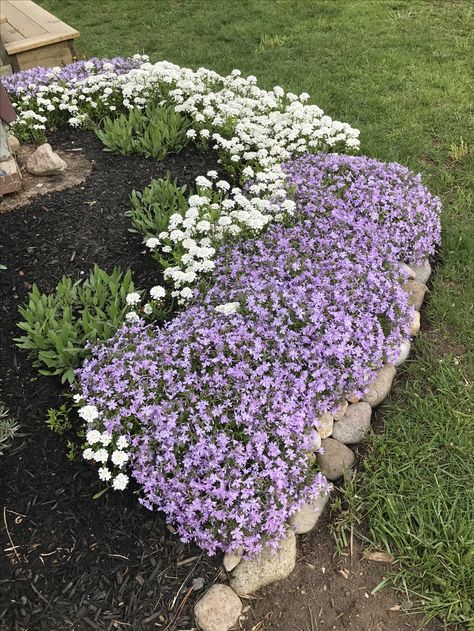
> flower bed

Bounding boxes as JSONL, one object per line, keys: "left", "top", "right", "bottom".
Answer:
{"left": 5, "top": 57, "right": 441, "bottom": 562}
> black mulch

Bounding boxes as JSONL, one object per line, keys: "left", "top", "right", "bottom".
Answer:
{"left": 0, "top": 131, "right": 224, "bottom": 631}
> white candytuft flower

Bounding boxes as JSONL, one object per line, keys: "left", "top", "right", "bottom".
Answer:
{"left": 126, "top": 292, "right": 141, "bottom": 306}
{"left": 215, "top": 302, "right": 240, "bottom": 315}
{"left": 112, "top": 473, "right": 129, "bottom": 491}
{"left": 79, "top": 405, "right": 99, "bottom": 423}
{"left": 150, "top": 285, "right": 166, "bottom": 300}
{"left": 98, "top": 467, "right": 112, "bottom": 481}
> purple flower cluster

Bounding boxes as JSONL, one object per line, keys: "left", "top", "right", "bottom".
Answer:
{"left": 2, "top": 56, "right": 144, "bottom": 96}
{"left": 282, "top": 153, "right": 441, "bottom": 265}
{"left": 78, "top": 314, "right": 330, "bottom": 556}
{"left": 77, "top": 154, "right": 439, "bottom": 555}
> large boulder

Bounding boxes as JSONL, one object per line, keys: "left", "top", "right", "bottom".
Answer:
{"left": 194, "top": 584, "right": 242, "bottom": 631}
{"left": 26, "top": 143, "right": 67, "bottom": 176}
{"left": 230, "top": 529, "right": 296, "bottom": 595}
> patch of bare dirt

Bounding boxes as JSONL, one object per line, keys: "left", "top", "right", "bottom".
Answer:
{"left": 240, "top": 511, "right": 443, "bottom": 631}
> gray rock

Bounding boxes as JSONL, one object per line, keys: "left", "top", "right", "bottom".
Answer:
{"left": 309, "top": 429, "right": 322, "bottom": 451}
{"left": 333, "top": 400, "right": 349, "bottom": 421}
{"left": 223, "top": 548, "right": 243, "bottom": 572}
{"left": 410, "top": 310, "right": 421, "bottom": 336}
{"left": 26, "top": 143, "right": 67, "bottom": 176}
{"left": 399, "top": 262, "right": 416, "bottom": 279}
{"left": 7, "top": 134, "right": 20, "bottom": 155}
{"left": 316, "top": 412, "right": 334, "bottom": 439}
{"left": 346, "top": 391, "right": 361, "bottom": 403}
{"left": 411, "top": 260, "right": 432, "bottom": 284}
{"left": 317, "top": 438, "right": 355, "bottom": 480}
{"left": 363, "top": 364, "right": 396, "bottom": 407}
{"left": 393, "top": 340, "right": 411, "bottom": 367}
{"left": 404, "top": 279, "right": 428, "bottom": 311}
{"left": 331, "top": 402, "right": 372, "bottom": 444}
{"left": 230, "top": 530, "right": 296, "bottom": 595}
{"left": 194, "top": 584, "right": 242, "bottom": 631}
{"left": 289, "top": 491, "right": 330, "bottom": 534}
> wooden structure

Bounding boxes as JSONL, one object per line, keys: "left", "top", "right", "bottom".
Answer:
{"left": 0, "top": 1, "right": 79, "bottom": 73}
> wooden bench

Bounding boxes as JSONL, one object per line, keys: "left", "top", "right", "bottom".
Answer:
{"left": 0, "top": 1, "right": 79, "bottom": 73}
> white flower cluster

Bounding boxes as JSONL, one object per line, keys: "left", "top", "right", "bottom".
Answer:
{"left": 124, "top": 286, "right": 166, "bottom": 320}
{"left": 79, "top": 403, "right": 130, "bottom": 491}
{"left": 12, "top": 59, "right": 359, "bottom": 300}
{"left": 146, "top": 167, "right": 295, "bottom": 301}
{"left": 215, "top": 301, "right": 240, "bottom": 315}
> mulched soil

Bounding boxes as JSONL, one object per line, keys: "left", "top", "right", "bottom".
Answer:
{"left": 0, "top": 130, "right": 224, "bottom": 631}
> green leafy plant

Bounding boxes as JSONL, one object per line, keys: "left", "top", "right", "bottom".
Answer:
{"left": 46, "top": 404, "right": 72, "bottom": 434}
{"left": 96, "top": 103, "right": 190, "bottom": 159}
{"left": 0, "top": 404, "right": 20, "bottom": 456}
{"left": 127, "top": 174, "right": 188, "bottom": 239}
{"left": 15, "top": 265, "right": 138, "bottom": 384}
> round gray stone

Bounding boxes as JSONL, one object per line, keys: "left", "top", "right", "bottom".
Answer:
{"left": 404, "top": 279, "right": 428, "bottom": 311}
{"left": 331, "top": 402, "right": 372, "bottom": 444}
{"left": 317, "top": 438, "right": 355, "bottom": 480}
{"left": 363, "top": 364, "right": 396, "bottom": 408}
{"left": 194, "top": 584, "right": 242, "bottom": 631}
{"left": 411, "top": 260, "right": 432, "bottom": 284}
{"left": 230, "top": 530, "right": 296, "bottom": 595}
{"left": 289, "top": 491, "right": 330, "bottom": 534}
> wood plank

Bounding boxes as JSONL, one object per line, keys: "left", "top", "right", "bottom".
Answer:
{"left": 1, "top": 1, "right": 47, "bottom": 39}
{"left": 0, "top": 21, "right": 25, "bottom": 46}
{"left": 15, "top": 41, "right": 74, "bottom": 71}
{"left": 7, "top": 0, "right": 78, "bottom": 37}
{"left": 4, "top": 31, "right": 79, "bottom": 55}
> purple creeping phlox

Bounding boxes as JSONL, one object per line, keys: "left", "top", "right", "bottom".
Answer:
{"left": 2, "top": 56, "right": 145, "bottom": 97}
{"left": 77, "top": 153, "right": 440, "bottom": 556}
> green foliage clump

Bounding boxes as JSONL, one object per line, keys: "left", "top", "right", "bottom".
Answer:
{"left": 96, "top": 103, "right": 190, "bottom": 159}
{"left": 127, "top": 174, "right": 187, "bottom": 240}
{"left": 0, "top": 404, "right": 19, "bottom": 456}
{"left": 15, "top": 265, "right": 138, "bottom": 384}
{"left": 46, "top": 404, "right": 72, "bottom": 435}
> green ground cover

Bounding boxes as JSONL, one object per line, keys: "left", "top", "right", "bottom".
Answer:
{"left": 38, "top": 0, "right": 474, "bottom": 626}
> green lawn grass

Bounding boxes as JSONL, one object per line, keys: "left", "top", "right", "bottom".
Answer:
{"left": 39, "top": 0, "right": 474, "bottom": 626}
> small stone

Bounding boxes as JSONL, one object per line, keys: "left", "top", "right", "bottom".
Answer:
{"left": 346, "top": 392, "right": 361, "bottom": 404}
{"left": 333, "top": 400, "right": 349, "bottom": 421}
{"left": 194, "top": 584, "right": 242, "bottom": 631}
{"left": 289, "top": 491, "right": 330, "bottom": 534}
{"left": 331, "top": 402, "right": 372, "bottom": 444}
{"left": 363, "top": 364, "right": 396, "bottom": 408}
{"left": 26, "top": 143, "right": 67, "bottom": 176}
{"left": 317, "top": 438, "right": 355, "bottom": 481}
{"left": 410, "top": 311, "right": 421, "bottom": 336}
{"left": 399, "top": 262, "right": 416, "bottom": 279}
{"left": 223, "top": 548, "right": 243, "bottom": 572}
{"left": 230, "top": 530, "right": 296, "bottom": 595}
{"left": 316, "top": 412, "right": 334, "bottom": 439}
{"left": 193, "top": 577, "right": 205, "bottom": 591}
{"left": 411, "top": 260, "right": 432, "bottom": 284}
{"left": 393, "top": 340, "right": 411, "bottom": 367}
{"left": 7, "top": 134, "right": 20, "bottom": 155}
{"left": 404, "top": 279, "right": 428, "bottom": 311}
{"left": 309, "top": 429, "right": 322, "bottom": 451}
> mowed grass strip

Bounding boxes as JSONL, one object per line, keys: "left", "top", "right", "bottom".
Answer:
{"left": 38, "top": 0, "right": 474, "bottom": 625}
